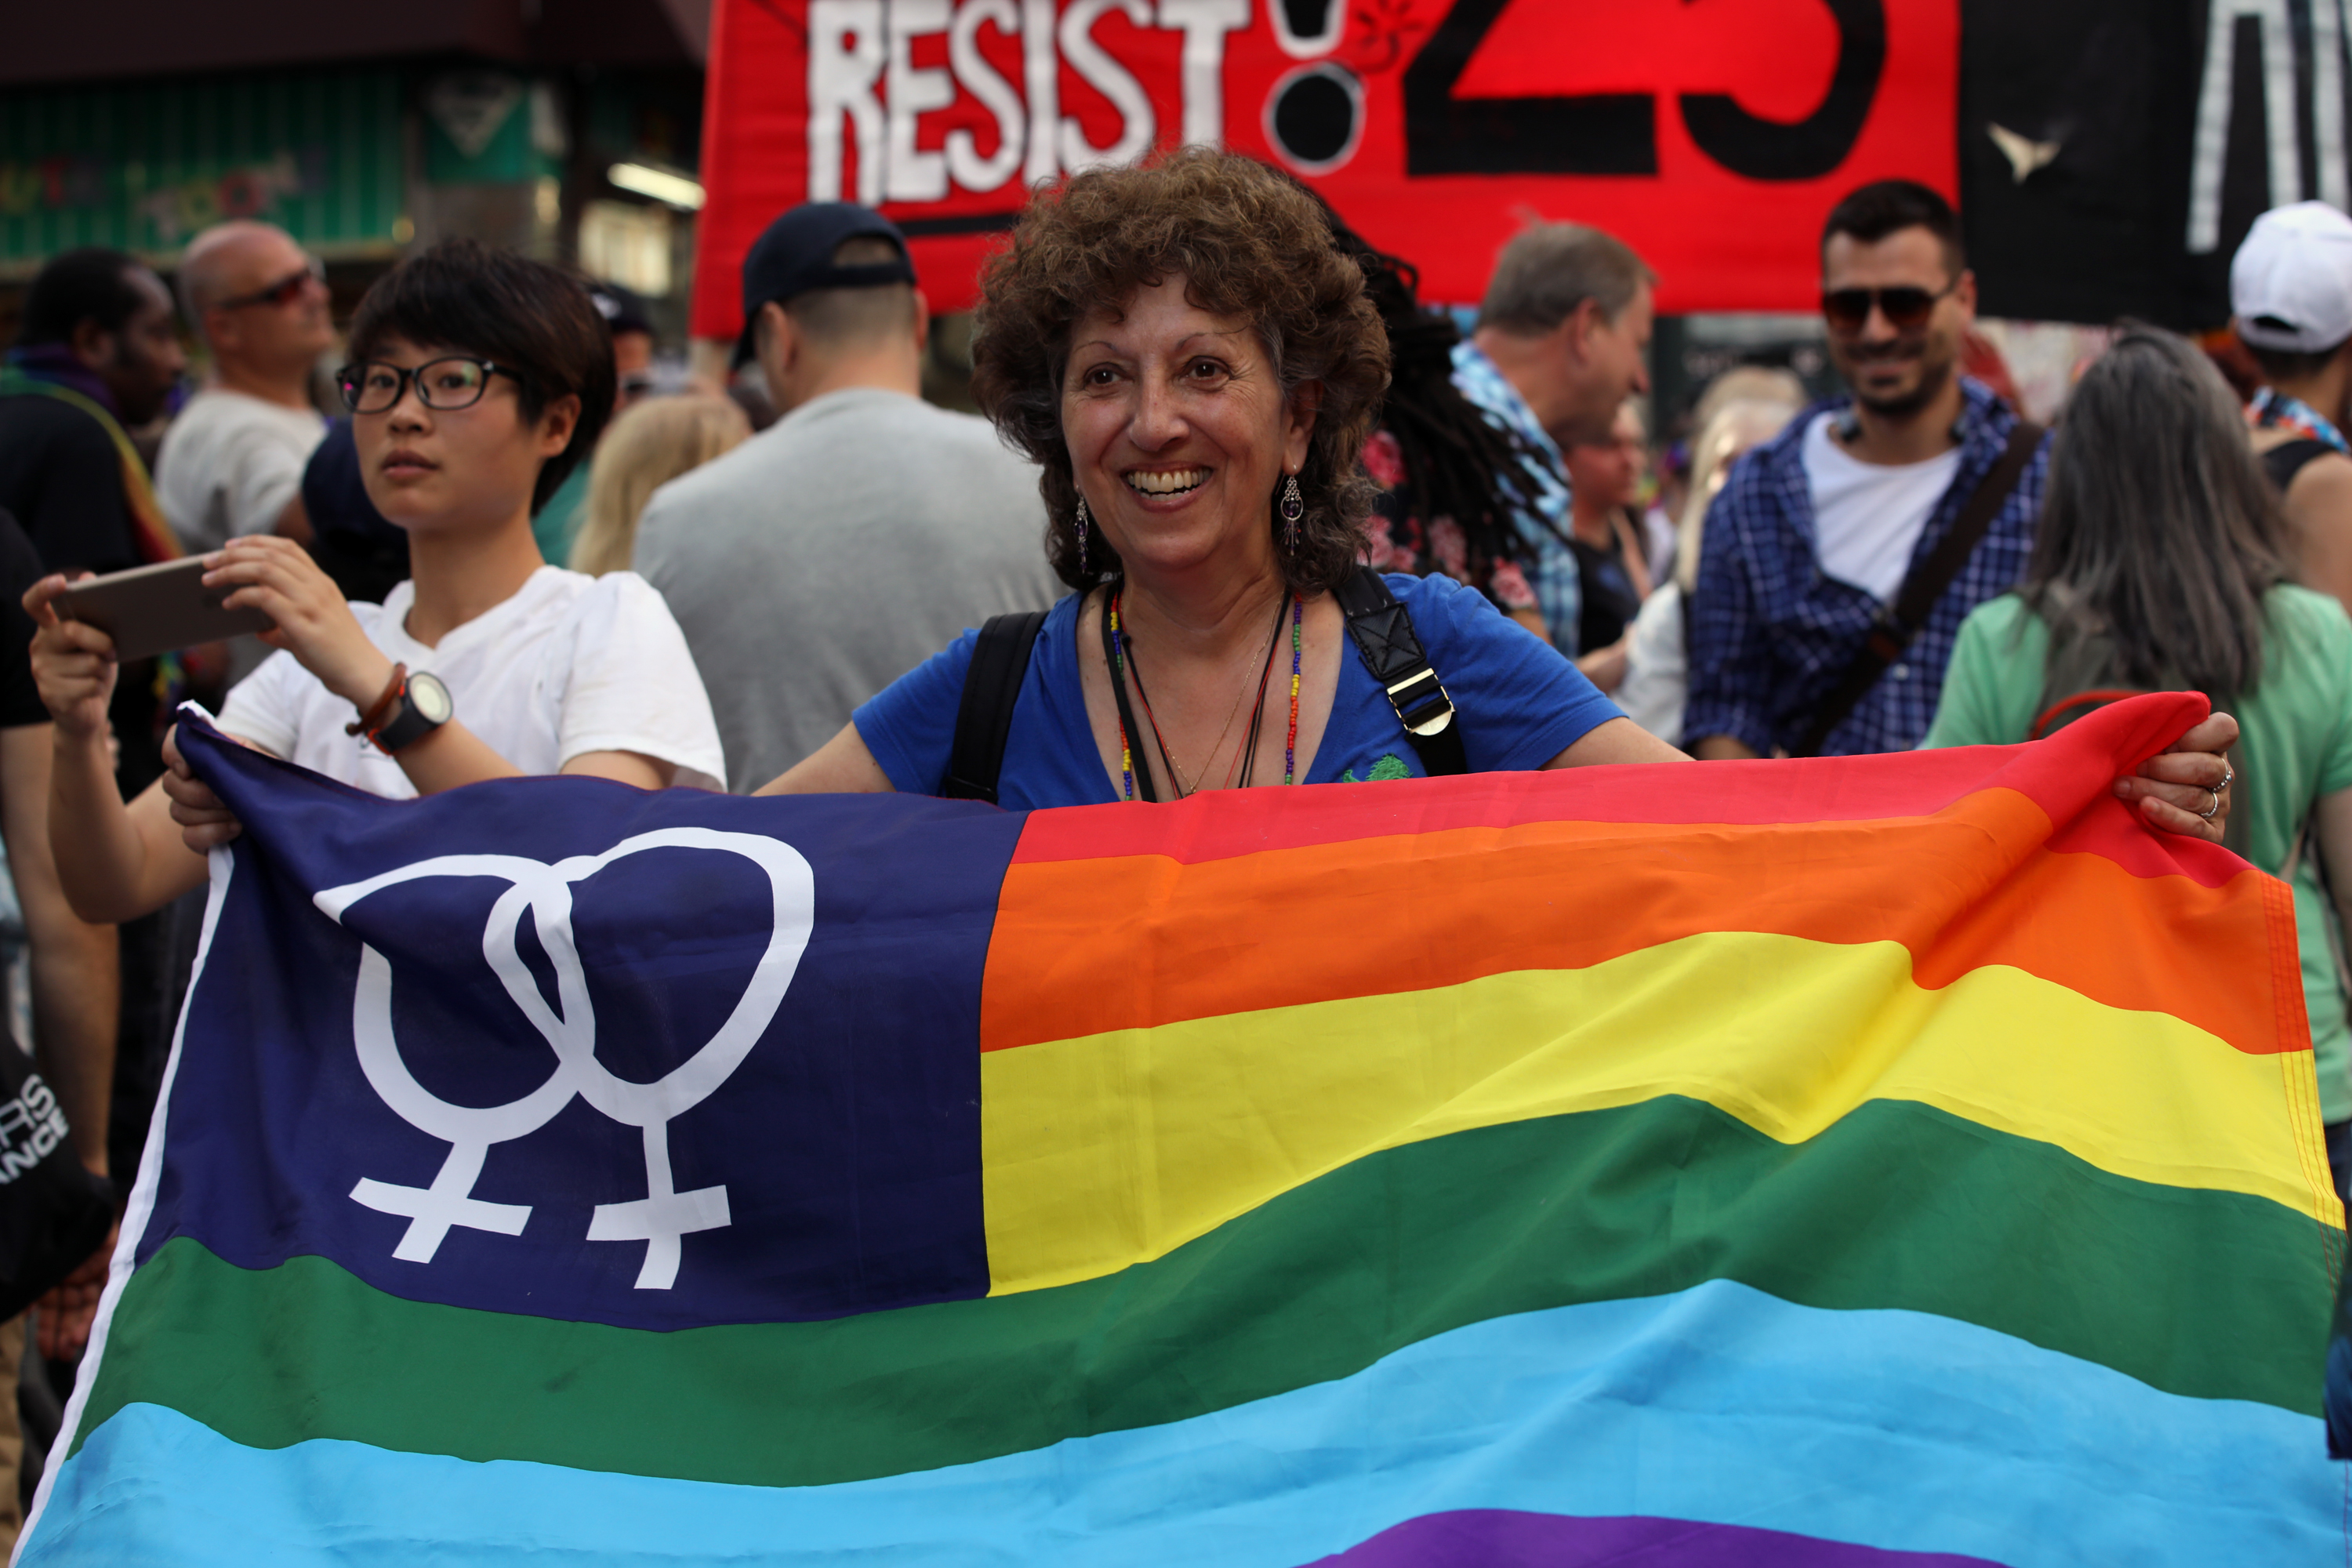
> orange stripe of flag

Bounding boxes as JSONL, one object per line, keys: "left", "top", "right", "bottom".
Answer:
{"left": 982, "top": 786, "right": 2278, "bottom": 1055}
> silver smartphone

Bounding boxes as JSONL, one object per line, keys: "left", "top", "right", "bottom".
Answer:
{"left": 53, "top": 557, "right": 275, "bottom": 661}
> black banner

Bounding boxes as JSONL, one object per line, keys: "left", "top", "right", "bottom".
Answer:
{"left": 1965, "top": 0, "right": 2346, "bottom": 327}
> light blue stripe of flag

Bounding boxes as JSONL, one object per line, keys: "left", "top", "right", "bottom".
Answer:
{"left": 23, "top": 1280, "right": 2339, "bottom": 1566}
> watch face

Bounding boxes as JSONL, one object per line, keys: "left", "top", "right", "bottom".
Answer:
{"left": 410, "top": 672, "right": 454, "bottom": 724}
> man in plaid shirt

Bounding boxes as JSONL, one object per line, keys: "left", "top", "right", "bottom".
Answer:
{"left": 1454, "top": 223, "right": 1657, "bottom": 655}
{"left": 1685, "top": 182, "right": 2050, "bottom": 759}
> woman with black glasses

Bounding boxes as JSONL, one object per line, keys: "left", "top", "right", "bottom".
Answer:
{"left": 27, "top": 239, "right": 724, "bottom": 925}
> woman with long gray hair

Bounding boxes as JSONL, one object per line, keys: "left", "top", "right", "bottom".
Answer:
{"left": 1925, "top": 325, "right": 2352, "bottom": 1194}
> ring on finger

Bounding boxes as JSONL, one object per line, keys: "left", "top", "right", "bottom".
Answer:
{"left": 2198, "top": 786, "right": 2222, "bottom": 820}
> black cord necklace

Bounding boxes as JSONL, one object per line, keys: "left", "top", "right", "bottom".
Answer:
{"left": 1129, "top": 593, "right": 1287, "bottom": 796}
{"left": 1102, "top": 583, "right": 1159, "bottom": 802}
{"left": 1230, "top": 595, "right": 1287, "bottom": 789}
{"left": 1102, "top": 583, "right": 1289, "bottom": 800}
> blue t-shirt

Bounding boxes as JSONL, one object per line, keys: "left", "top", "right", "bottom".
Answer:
{"left": 854, "top": 572, "right": 1621, "bottom": 809}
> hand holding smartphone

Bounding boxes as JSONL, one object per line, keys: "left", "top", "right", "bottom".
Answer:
{"left": 53, "top": 557, "right": 275, "bottom": 661}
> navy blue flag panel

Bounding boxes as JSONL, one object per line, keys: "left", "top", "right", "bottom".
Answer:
{"left": 147, "top": 718, "right": 1022, "bottom": 1332}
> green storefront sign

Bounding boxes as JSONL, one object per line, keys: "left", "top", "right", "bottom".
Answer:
{"left": 0, "top": 67, "right": 405, "bottom": 273}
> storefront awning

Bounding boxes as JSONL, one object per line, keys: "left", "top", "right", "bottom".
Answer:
{"left": 4, "top": 0, "right": 710, "bottom": 87}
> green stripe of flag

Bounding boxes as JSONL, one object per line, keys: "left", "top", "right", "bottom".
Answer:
{"left": 85, "top": 1097, "right": 2331, "bottom": 1487}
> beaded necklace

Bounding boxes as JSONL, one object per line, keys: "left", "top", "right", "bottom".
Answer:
{"left": 1105, "top": 590, "right": 1140, "bottom": 800}
{"left": 1105, "top": 584, "right": 1304, "bottom": 800}
{"left": 1283, "top": 593, "right": 1302, "bottom": 785}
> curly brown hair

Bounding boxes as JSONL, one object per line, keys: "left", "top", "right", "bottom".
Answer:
{"left": 971, "top": 146, "right": 1390, "bottom": 596}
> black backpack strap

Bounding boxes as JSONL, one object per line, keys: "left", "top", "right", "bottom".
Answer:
{"left": 1332, "top": 565, "right": 1468, "bottom": 776}
{"left": 2263, "top": 437, "right": 2338, "bottom": 494}
{"left": 1793, "top": 418, "right": 2043, "bottom": 758}
{"left": 942, "top": 610, "right": 1048, "bottom": 803}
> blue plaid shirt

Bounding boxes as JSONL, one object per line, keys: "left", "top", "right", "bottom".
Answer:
{"left": 1684, "top": 378, "right": 2049, "bottom": 757}
{"left": 1450, "top": 341, "right": 1580, "bottom": 652}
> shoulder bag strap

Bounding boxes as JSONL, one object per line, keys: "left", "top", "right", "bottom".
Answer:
{"left": 1333, "top": 565, "right": 1468, "bottom": 776}
{"left": 2027, "top": 687, "right": 2151, "bottom": 742}
{"left": 1793, "top": 419, "right": 2044, "bottom": 758}
{"left": 942, "top": 609, "right": 1049, "bottom": 803}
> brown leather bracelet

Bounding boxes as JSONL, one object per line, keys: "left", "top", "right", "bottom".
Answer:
{"left": 344, "top": 662, "right": 408, "bottom": 739}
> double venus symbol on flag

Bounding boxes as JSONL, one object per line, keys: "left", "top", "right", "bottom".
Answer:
{"left": 313, "top": 829, "right": 815, "bottom": 1290}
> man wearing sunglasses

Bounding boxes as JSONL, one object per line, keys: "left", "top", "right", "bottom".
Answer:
{"left": 154, "top": 223, "right": 332, "bottom": 600}
{"left": 1685, "top": 181, "right": 2048, "bottom": 760}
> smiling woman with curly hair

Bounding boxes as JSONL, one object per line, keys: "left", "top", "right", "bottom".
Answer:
{"left": 973, "top": 148, "right": 1389, "bottom": 597}
{"left": 757, "top": 151, "right": 1688, "bottom": 804}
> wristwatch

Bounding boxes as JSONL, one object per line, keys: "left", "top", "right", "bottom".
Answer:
{"left": 347, "top": 664, "right": 454, "bottom": 755}
{"left": 375, "top": 670, "right": 453, "bottom": 753}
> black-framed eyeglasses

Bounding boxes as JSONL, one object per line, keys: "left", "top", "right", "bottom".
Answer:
{"left": 336, "top": 357, "right": 521, "bottom": 415}
{"left": 215, "top": 256, "right": 325, "bottom": 311}
{"left": 1820, "top": 281, "right": 1958, "bottom": 335}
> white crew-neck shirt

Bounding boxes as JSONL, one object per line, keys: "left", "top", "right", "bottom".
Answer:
{"left": 1799, "top": 412, "right": 1965, "bottom": 604}
{"left": 218, "top": 566, "right": 725, "bottom": 797}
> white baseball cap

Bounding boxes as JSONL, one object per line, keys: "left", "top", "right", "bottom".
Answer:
{"left": 2233, "top": 201, "right": 2352, "bottom": 353}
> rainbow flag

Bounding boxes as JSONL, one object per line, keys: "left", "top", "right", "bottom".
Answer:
{"left": 20, "top": 694, "right": 2344, "bottom": 1565}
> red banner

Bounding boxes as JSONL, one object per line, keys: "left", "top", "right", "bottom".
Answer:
{"left": 691, "top": 0, "right": 1958, "bottom": 337}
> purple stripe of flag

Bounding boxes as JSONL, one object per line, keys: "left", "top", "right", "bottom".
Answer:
{"left": 1304, "top": 1513, "right": 2010, "bottom": 1567}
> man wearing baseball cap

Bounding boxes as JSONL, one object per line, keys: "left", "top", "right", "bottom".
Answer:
{"left": 632, "top": 202, "right": 1058, "bottom": 791}
{"left": 2236, "top": 200, "right": 2352, "bottom": 610}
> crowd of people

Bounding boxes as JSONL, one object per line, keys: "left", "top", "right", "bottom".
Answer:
{"left": 0, "top": 143, "right": 2307, "bottom": 1541}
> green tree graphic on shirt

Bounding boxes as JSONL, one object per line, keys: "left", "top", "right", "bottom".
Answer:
{"left": 1340, "top": 754, "right": 1413, "bottom": 783}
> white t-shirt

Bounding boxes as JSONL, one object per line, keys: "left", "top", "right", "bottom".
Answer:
{"left": 1799, "top": 412, "right": 1965, "bottom": 604}
{"left": 154, "top": 389, "right": 327, "bottom": 554}
{"left": 218, "top": 567, "right": 726, "bottom": 797}
{"left": 1614, "top": 583, "right": 1688, "bottom": 745}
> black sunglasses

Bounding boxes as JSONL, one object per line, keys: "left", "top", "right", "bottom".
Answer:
{"left": 215, "top": 256, "right": 325, "bottom": 312}
{"left": 1820, "top": 281, "right": 1958, "bottom": 334}
{"left": 336, "top": 357, "right": 521, "bottom": 415}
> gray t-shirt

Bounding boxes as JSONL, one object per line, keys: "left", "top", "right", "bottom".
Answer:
{"left": 632, "top": 386, "right": 1062, "bottom": 791}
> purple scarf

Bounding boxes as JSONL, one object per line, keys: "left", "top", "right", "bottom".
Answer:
{"left": 2, "top": 343, "right": 120, "bottom": 415}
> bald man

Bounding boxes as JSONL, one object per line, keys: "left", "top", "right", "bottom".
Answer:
{"left": 154, "top": 222, "right": 332, "bottom": 561}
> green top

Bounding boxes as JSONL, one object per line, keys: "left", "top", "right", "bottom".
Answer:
{"left": 530, "top": 462, "right": 593, "bottom": 568}
{"left": 1925, "top": 586, "right": 2352, "bottom": 1121}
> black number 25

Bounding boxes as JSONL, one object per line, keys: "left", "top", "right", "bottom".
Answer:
{"left": 1402, "top": 0, "right": 1888, "bottom": 181}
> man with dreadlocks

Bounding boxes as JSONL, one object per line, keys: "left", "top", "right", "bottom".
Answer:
{"left": 1458, "top": 226, "right": 1656, "bottom": 655}
{"left": 1364, "top": 225, "right": 1656, "bottom": 658}
{"left": 1287, "top": 183, "right": 1651, "bottom": 650}
{"left": 1344, "top": 223, "right": 1656, "bottom": 656}
{"left": 1339, "top": 227, "right": 1552, "bottom": 641}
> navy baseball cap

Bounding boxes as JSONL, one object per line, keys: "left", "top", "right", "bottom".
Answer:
{"left": 733, "top": 202, "right": 916, "bottom": 368}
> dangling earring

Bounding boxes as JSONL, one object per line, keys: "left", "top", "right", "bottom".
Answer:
{"left": 1075, "top": 494, "right": 1091, "bottom": 577}
{"left": 1279, "top": 473, "right": 1305, "bottom": 553}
